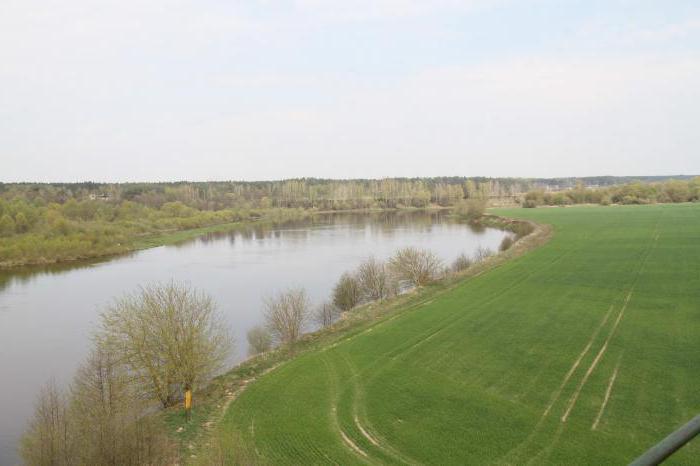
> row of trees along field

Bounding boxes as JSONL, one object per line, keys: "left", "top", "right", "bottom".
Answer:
{"left": 522, "top": 177, "right": 700, "bottom": 207}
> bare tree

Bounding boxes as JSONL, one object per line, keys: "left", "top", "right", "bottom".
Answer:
{"left": 97, "top": 281, "right": 233, "bottom": 408}
{"left": 21, "top": 350, "right": 174, "bottom": 466}
{"left": 332, "top": 272, "right": 361, "bottom": 311}
{"left": 20, "top": 380, "right": 74, "bottom": 466}
{"left": 474, "top": 245, "right": 494, "bottom": 262}
{"left": 356, "top": 256, "right": 395, "bottom": 301}
{"left": 451, "top": 253, "right": 473, "bottom": 273}
{"left": 314, "top": 301, "right": 339, "bottom": 328}
{"left": 69, "top": 347, "right": 173, "bottom": 466}
{"left": 264, "top": 288, "right": 310, "bottom": 346}
{"left": 388, "top": 247, "right": 443, "bottom": 287}
{"left": 247, "top": 325, "right": 273, "bottom": 356}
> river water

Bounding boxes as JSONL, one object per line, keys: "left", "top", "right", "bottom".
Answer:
{"left": 0, "top": 210, "right": 507, "bottom": 464}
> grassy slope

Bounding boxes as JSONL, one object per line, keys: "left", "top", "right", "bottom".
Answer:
{"left": 217, "top": 204, "right": 700, "bottom": 465}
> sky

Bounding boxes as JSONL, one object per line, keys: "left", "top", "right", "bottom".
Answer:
{"left": 1, "top": 0, "right": 699, "bottom": 182}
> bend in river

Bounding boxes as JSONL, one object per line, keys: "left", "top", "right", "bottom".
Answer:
{"left": 0, "top": 210, "right": 508, "bottom": 464}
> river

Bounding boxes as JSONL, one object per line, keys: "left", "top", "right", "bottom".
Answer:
{"left": 0, "top": 210, "right": 507, "bottom": 464}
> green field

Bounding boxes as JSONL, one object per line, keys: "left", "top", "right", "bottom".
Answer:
{"left": 217, "top": 204, "right": 700, "bottom": 465}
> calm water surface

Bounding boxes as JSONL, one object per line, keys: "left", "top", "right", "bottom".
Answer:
{"left": 0, "top": 210, "right": 507, "bottom": 464}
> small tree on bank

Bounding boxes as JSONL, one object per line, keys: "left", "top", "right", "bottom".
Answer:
{"left": 247, "top": 325, "right": 273, "bottom": 356}
{"left": 264, "top": 288, "right": 310, "bottom": 347}
{"left": 388, "top": 247, "right": 443, "bottom": 287}
{"left": 21, "top": 351, "right": 174, "bottom": 466}
{"left": 357, "top": 256, "right": 395, "bottom": 301}
{"left": 98, "top": 282, "right": 233, "bottom": 408}
{"left": 455, "top": 199, "right": 486, "bottom": 221}
{"left": 332, "top": 272, "right": 361, "bottom": 311}
{"left": 20, "top": 380, "right": 73, "bottom": 466}
{"left": 314, "top": 301, "right": 339, "bottom": 328}
{"left": 451, "top": 253, "right": 473, "bottom": 273}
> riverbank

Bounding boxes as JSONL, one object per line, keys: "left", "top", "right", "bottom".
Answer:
{"left": 0, "top": 206, "right": 458, "bottom": 270}
{"left": 161, "top": 214, "right": 551, "bottom": 463}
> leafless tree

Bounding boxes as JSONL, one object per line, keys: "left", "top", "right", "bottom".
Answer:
{"left": 247, "top": 325, "right": 273, "bottom": 356}
{"left": 21, "top": 349, "right": 174, "bottom": 466}
{"left": 20, "top": 380, "right": 74, "bottom": 466}
{"left": 314, "top": 301, "right": 339, "bottom": 328}
{"left": 388, "top": 247, "right": 443, "bottom": 287}
{"left": 264, "top": 288, "right": 310, "bottom": 346}
{"left": 451, "top": 253, "right": 473, "bottom": 273}
{"left": 356, "top": 256, "right": 395, "bottom": 301}
{"left": 69, "top": 347, "right": 173, "bottom": 466}
{"left": 474, "top": 245, "right": 494, "bottom": 262}
{"left": 97, "top": 281, "right": 233, "bottom": 408}
{"left": 332, "top": 272, "right": 361, "bottom": 311}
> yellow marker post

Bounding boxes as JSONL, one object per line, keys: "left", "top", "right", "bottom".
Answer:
{"left": 185, "top": 389, "right": 192, "bottom": 420}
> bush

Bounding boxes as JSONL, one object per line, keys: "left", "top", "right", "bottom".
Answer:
{"left": 388, "top": 247, "right": 443, "bottom": 287}
{"left": 356, "top": 256, "right": 395, "bottom": 301}
{"left": 247, "top": 325, "right": 273, "bottom": 356}
{"left": 451, "top": 253, "right": 473, "bottom": 273}
{"left": 455, "top": 199, "right": 486, "bottom": 221}
{"left": 333, "top": 272, "right": 362, "bottom": 311}
{"left": 499, "top": 236, "right": 514, "bottom": 252}
{"left": 264, "top": 288, "right": 310, "bottom": 346}
{"left": 314, "top": 301, "right": 340, "bottom": 328}
{"left": 474, "top": 246, "right": 494, "bottom": 262}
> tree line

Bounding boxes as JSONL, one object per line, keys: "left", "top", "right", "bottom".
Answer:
{"left": 1, "top": 176, "right": 695, "bottom": 267}
{"left": 522, "top": 178, "right": 700, "bottom": 207}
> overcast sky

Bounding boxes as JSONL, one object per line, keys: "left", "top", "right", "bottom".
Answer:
{"left": 1, "top": 1, "right": 699, "bottom": 182}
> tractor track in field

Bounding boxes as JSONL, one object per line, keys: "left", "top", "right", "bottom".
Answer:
{"left": 542, "top": 303, "right": 615, "bottom": 418}
{"left": 592, "top": 353, "right": 623, "bottom": 430}
{"left": 561, "top": 291, "right": 631, "bottom": 423}
{"left": 321, "top": 355, "right": 372, "bottom": 463}
{"left": 516, "top": 209, "right": 663, "bottom": 463}
{"left": 341, "top": 352, "right": 422, "bottom": 466}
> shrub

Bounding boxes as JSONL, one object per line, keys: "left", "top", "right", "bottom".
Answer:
{"left": 388, "top": 247, "right": 443, "bottom": 287}
{"left": 333, "top": 272, "right": 362, "bottom": 311}
{"left": 455, "top": 199, "right": 486, "bottom": 221}
{"left": 247, "top": 325, "right": 273, "bottom": 356}
{"left": 356, "top": 256, "right": 395, "bottom": 301}
{"left": 499, "top": 236, "right": 514, "bottom": 252}
{"left": 264, "top": 288, "right": 310, "bottom": 346}
{"left": 474, "top": 246, "right": 494, "bottom": 262}
{"left": 314, "top": 301, "right": 339, "bottom": 328}
{"left": 451, "top": 253, "right": 473, "bottom": 273}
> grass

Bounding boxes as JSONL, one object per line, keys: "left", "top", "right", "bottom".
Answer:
{"left": 202, "top": 204, "right": 700, "bottom": 465}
